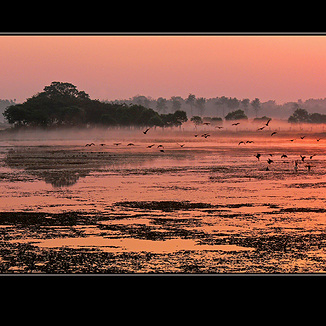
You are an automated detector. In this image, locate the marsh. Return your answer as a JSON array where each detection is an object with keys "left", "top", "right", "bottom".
[{"left": 1, "top": 126, "right": 326, "bottom": 273}]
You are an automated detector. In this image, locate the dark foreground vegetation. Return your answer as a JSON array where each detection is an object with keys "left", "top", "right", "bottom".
[{"left": 3, "top": 82, "right": 187, "bottom": 128}]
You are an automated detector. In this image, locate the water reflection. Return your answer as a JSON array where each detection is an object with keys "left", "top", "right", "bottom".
[{"left": 3, "top": 145, "right": 197, "bottom": 187}]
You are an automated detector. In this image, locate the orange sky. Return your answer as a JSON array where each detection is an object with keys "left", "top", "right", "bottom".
[{"left": 1, "top": 35, "right": 326, "bottom": 104}]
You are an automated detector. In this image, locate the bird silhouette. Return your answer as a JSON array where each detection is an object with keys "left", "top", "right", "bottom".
[
  {"left": 238, "top": 141, "right": 245, "bottom": 145},
  {"left": 310, "top": 154, "right": 316, "bottom": 159},
  {"left": 147, "top": 144, "right": 155, "bottom": 148},
  {"left": 232, "top": 122, "right": 240, "bottom": 126},
  {"left": 257, "top": 126, "right": 265, "bottom": 131},
  {"left": 113, "top": 142, "right": 121, "bottom": 146},
  {"left": 317, "top": 138, "right": 322, "bottom": 141},
  {"left": 300, "top": 155, "right": 306, "bottom": 162},
  {"left": 127, "top": 143, "right": 135, "bottom": 146},
  {"left": 281, "top": 154, "right": 288, "bottom": 158},
  {"left": 177, "top": 143, "right": 185, "bottom": 147},
  {"left": 159, "top": 149, "right": 165, "bottom": 153},
  {"left": 265, "top": 118, "right": 272, "bottom": 126},
  {"left": 267, "top": 158, "right": 273, "bottom": 164},
  {"left": 157, "top": 144, "right": 164, "bottom": 148},
  {"left": 255, "top": 153, "right": 261, "bottom": 161},
  {"left": 300, "top": 136, "right": 306, "bottom": 139},
  {"left": 271, "top": 131, "right": 277, "bottom": 136},
  {"left": 201, "top": 133, "right": 210, "bottom": 138},
  {"left": 246, "top": 140, "right": 254, "bottom": 143},
  {"left": 289, "top": 139, "right": 296, "bottom": 142},
  {"left": 143, "top": 128, "right": 150, "bottom": 134},
  {"left": 215, "top": 126, "right": 223, "bottom": 129}
]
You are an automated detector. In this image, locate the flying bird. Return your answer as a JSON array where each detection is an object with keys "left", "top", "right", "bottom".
[
  {"left": 238, "top": 141, "right": 245, "bottom": 145},
  {"left": 265, "top": 119, "right": 272, "bottom": 126},
  {"left": 143, "top": 128, "right": 150, "bottom": 134},
  {"left": 271, "top": 132, "right": 277, "bottom": 136},
  {"left": 257, "top": 126, "right": 265, "bottom": 131},
  {"left": 255, "top": 153, "right": 261, "bottom": 161},
  {"left": 267, "top": 158, "right": 274, "bottom": 164},
  {"left": 159, "top": 149, "right": 165, "bottom": 153},
  {"left": 281, "top": 154, "right": 288, "bottom": 158},
  {"left": 147, "top": 144, "right": 155, "bottom": 148},
  {"left": 157, "top": 144, "right": 164, "bottom": 148},
  {"left": 300, "top": 136, "right": 306, "bottom": 139},
  {"left": 289, "top": 139, "right": 296, "bottom": 142},
  {"left": 113, "top": 142, "right": 121, "bottom": 146},
  {"left": 215, "top": 126, "right": 223, "bottom": 129},
  {"left": 201, "top": 133, "right": 210, "bottom": 138},
  {"left": 300, "top": 155, "right": 306, "bottom": 162},
  {"left": 317, "top": 138, "right": 322, "bottom": 141},
  {"left": 310, "top": 154, "right": 316, "bottom": 159},
  {"left": 127, "top": 143, "right": 135, "bottom": 146},
  {"left": 177, "top": 143, "right": 185, "bottom": 147},
  {"left": 232, "top": 122, "right": 240, "bottom": 126}
]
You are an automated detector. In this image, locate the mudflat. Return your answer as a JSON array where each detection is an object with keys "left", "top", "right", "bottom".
[{"left": 1, "top": 127, "right": 326, "bottom": 273}]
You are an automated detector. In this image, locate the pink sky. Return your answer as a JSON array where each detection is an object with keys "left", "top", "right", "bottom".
[{"left": 1, "top": 35, "right": 326, "bottom": 104}]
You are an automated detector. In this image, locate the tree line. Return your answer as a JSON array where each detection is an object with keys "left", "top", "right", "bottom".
[
  {"left": 3, "top": 82, "right": 187, "bottom": 128},
  {"left": 3, "top": 82, "right": 326, "bottom": 128},
  {"left": 111, "top": 94, "right": 262, "bottom": 119},
  {"left": 113, "top": 94, "right": 326, "bottom": 121}
]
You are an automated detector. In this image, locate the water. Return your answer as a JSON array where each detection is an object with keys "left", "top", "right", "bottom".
[{"left": 1, "top": 128, "right": 326, "bottom": 273}]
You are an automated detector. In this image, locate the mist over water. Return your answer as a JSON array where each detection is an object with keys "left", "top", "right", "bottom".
[{"left": 1, "top": 121, "right": 326, "bottom": 272}]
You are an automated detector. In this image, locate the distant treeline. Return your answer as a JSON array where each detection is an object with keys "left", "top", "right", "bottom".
[
  {"left": 111, "top": 94, "right": 326, "bottom": 121},
  {"left": 3, "top": 82, "right": 187, "bottom": 128}
]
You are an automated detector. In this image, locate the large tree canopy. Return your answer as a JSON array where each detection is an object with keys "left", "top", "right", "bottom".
[
  {"left": 3, "top": 82, "right": 187, "bottom": 128},
  {"left": 288, "top": 108, "right": 326, "bottom": 124}
]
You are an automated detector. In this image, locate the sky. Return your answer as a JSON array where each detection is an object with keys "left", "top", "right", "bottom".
[{"left": 1, "top": 35, "right": 326, "bottom": 104}]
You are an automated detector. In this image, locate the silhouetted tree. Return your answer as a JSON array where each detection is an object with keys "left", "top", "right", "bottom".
[
  {"left": 186, "top": 93, "right": 196, "bottom": 116},
  {"left": 288, "top": 108, "right": 310, "bottom": 123},
  {"left": 3, "top": 82, "right": 187, "bottom": 129},
  {"left": 195, "top": 97, "right": 206, "bottom": 116},
  {"left": 225, "top": 109, "right": 248, "bottom": 121},
  {"left": 226, "top": 97, "right": 240, "bottom": 114},
  {"left": 170, "top": 96, "right": 182, "bottom": 112},
  {"left": 240, "top": 98, "right": 250, "bottom": 115},
  {"left": 190, "top": 116, "right": 203, "bottom": 125},
  {"left": 215, "top": 96, "right": 228, "bottom": 117},
  {"left": 251, "top": 98, "right": 261, "bottom": 118},
  {"left": 156, "top": 97, "right": 168, "bottom": 113}
]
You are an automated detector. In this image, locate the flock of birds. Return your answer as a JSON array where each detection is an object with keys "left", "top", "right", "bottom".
[
  {"left": 84, "top": 120, "right": 323, "bottom": 172},
  {"left": 227, "top": 118, "right": 321, "bottom": 172}
]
